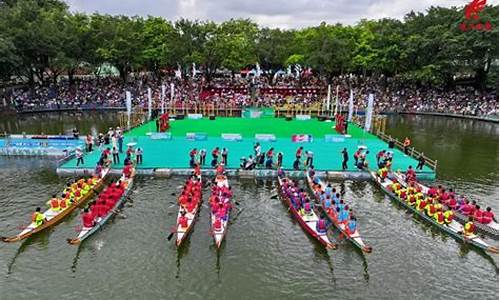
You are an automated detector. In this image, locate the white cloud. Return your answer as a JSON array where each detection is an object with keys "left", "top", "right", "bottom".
[{"left": 64, "top": 0, "right": 499, "bottom": 28}]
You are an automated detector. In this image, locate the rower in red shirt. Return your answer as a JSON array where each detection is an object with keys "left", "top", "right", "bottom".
[
  {"left": 481, "top": 207, "right": 497, "bottom": 224},
  {"left": 178, "top": 193, "right": 189, "bottom": 206},
  {"left": 473, "top": 206, "right": 483, "bottom": 222},
  {"left": 186, "top": 199, "right": 197, "bottom": 213},
  {"left": 405, "top": 166, "right": 416, "bottom": 183},
  {"left": 178, "top": 211, "right": 189, "bottom": 229},
  {"left": 81, "top": 208, "right": 95, "bottom": 228},
  {"left": 123, "top": 164, "right": 133, "bottom": 178}
]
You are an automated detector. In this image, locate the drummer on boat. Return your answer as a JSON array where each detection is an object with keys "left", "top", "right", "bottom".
[{"left": 31, "top": 207, "right": 47, "bottom": 227}]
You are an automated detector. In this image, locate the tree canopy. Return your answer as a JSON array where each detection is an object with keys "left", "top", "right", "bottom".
[{"left": 0, "top": 0, "right": 497, "bottom": 88}]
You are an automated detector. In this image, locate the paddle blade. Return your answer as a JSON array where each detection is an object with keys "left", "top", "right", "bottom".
[
  {"left": 270, "top": 195, "right": 278, "bottom": 199},
  {"left": 167, "top": 232, "right": 175, "bottom": 241}
]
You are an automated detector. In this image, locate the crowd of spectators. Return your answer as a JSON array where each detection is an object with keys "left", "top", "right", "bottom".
[{"left": 3, "top": 73, "right": 498, "bottom": 119}]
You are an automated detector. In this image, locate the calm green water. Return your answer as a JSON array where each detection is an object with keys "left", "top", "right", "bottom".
[{"left": 0, "top": 112, "right": 498, "bottom": 300}]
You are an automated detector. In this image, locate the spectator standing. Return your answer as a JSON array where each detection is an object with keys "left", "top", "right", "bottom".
[
  {"left": 403, "top": 137, "right": 411, "bottom": 155},
  {"left": 76, "top": 147, "right": 84, "bottom": 166},
  {"left": 136, "top": 147, "right": 143, "bottom": 164},
  {"left": 112, "top": 146, "right": 120, "bottom": 164},
  {"left": 341, "top": 148, "right": 348, "bottom": 170}
]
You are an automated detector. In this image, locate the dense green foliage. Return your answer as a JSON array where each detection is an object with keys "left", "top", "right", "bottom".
[{"left": 0, "top": 0, "right": 497, "bottom": 88}]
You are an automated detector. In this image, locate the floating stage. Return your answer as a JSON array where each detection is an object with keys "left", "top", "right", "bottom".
[{"left": 57, "top": 116, "right": 436, "bottom": 180}]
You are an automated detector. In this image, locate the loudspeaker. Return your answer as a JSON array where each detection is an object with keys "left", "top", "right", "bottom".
[
  {"left": 318, "top": 116, "right": 326, "bottom": 121},
  {"left": 285, "top": 116, "right": 292, "bottom": 121},
  {"left": 209, "top": 115, "right": 215, "bottom": 120},
  {"left": 176, "top": 114, "right": 185, "bottom": 120}
]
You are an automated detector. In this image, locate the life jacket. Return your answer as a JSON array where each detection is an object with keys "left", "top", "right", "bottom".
[
  {"left": 434, "top": 211, "right": 445, "bottom": 224},
  {"left": 49, "top": 198, "right": 60, "bottom": 211},
  {"left": 426, "top": 204, "right": 436, "bottom": 217},
  {"left": 474, "top": 210, "right": 483, "bottom": 221},
  {"left": 417, "top": 199, "right": 426, "bottom": 211},
  {"left": 444, "top": 210, "right": 454, "bottom": 224},
  {"left": 408, "top": 195, "right": 416, "bottom": 205},
  {"left": 59, "top": 199, "right": 68, "bottom": 209},
  {"left": 464, "top": 222, "right": 475, "bottom": 235}
]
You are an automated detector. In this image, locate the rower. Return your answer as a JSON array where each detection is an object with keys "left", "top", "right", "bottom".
[
  {"left": 481, "top": 207, "right": 497, "bottom": 224},
  {"left": 346, "top": 216, "right": 357, "bottom": 235},
  {"left": 377, "top": 166, "right": 388, "bottom": 179},
  {"left": 47, "top": 194, "right": 60, "bottom": 211},
  {"left": 316, "top": 216, "right": 327, "bottom": 234},
  {"left": 447, "top": 195, "right": 458, "bottom": 210},
  {"left": 434, "top": 207, "right": 445, "bottom": 225},
  {"left": 425, "top": 201, "right": 436, "bottom": 218},
  {"left": 186, "top": 198, "right": 196, "bottom": 214},
  {"left": 178, "top": 211, "right": 189, "bottom": 229},
  {"left": 123, "top": 164, "right": 133, "bottom": 178},
  {"left": 213, "top": 216, "right": 223, "bottom": 232},
  {"left": 444, "top": 209, "right": 454, "bottom": 224},
  {"left": 323, "top": 196, "right": 332, "bottom": 210},
  {"left": 59, "top": 196, "right": 70, "bottom": 210},
  {"left": 338, "top": 205, "right": 350, "bottom": 224},
  {"left": 463, "top": 217, "right": 475, "bottom": 236},
  {"left": 325, "top": 184, "right": 333, "bottom": 197},
  {"left": 31, "top": 207, "right": 46, "bottom": 227},
  {"left": 473, "top": 205, "right": 483, "bottom": 222},
  {"left": 303, "top": 200, "right": 313, "bottom": 217},
  {"left": 81, "top": 208, "right": 95, "bottom": 228},
  {"left": 405, "top": 166, "right": 416, "bottom": 183}
]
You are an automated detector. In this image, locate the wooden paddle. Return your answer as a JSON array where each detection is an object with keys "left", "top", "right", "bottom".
[{"left": 167, "top": 228, "right": 175, "bottom": 241}]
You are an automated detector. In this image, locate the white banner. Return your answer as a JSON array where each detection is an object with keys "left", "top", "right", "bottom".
[
  {"left": 326, "top": 84, "right": 331, "bottom": 113},
  {"left": 126, "top": 91, "right": 132, "bottom": 129},
  {"left": 161, "top": 84, "right": 165, "bottom": 114},
  {"left": 364, "top": 93, "right": 374, "bottom": 131},
  {"left": 147, "top": 87, "right": 152, "bottom": 120},
  {"left": 170, "top": 83, "right": 174, "bottom": 106},
  {"left": 334, "top": 85, "right": 339, "bottom": 116},
  {"left": 348, "top": 89, "right": 354, "bottom": 121}
]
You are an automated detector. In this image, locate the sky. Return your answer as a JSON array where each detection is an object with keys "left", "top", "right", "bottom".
[{"left": 64, "top": 0, "right": 499, "bottom": 29}]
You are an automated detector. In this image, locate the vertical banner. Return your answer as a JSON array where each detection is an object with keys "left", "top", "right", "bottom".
[
  {"left": 364, "top": 93, "right": 374, "bottom": 132},
  {"left": 192, "top": 63, "right": 196, "bottom": 78},
  {"left": 170, "top": 83, "right": 174, "bottom": 107},
  {"left": 326, "top": 84, "right": 331, "bottom": 114},
  {"left": 348, "top": 89, "right": 354, "bottom": 121},
  {"left": 334, "top": 85, "right": 339, "bottom": 116},
  {"left": 161, "top": 84, "right": 165, "bottom": 114},
  {"left": 256, "top": 62, "right": 261, "bottom": 77},
  {"left": 147, "top": 87, "right": 152, "bottom": 120},
  {"left": 126, "top": 91, "right": 132, "bottom": 129}
]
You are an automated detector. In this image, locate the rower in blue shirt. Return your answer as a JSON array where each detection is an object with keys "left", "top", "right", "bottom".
[
  {"left": 325, "top": 184, "right": 333, "bottom": 197},
  {"left": 323, "top": 196, "right": 332, "bottom": 209},
  {"left": 338, "top": 205, "right": 350, "bottom": 223},
  {"left": 347, "top": 216, "right": 357, "bottom": 235}
]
